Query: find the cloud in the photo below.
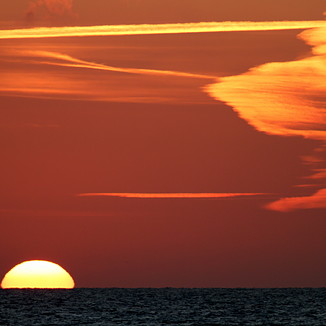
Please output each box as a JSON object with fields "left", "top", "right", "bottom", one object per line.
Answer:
{"left": 0, "top": 20, "right": 325, "bottom": 39}
{"left": 0, "top": 49, "right": 215, "bottom": 103}
{"left": 307, "top": 168, "right": 326, "bottom": 180}
{"left": 205, "top": 25, "right": 326, "bottom": 211}
{"left": 26, "top": 0, "right": 75, "bottom": 25}
{"left": 77, "top": 193, "right": 265, "bottom": 199}
{"left": 265, "top": 188, "right": 326, "bottom": 212}
{"left": 1, "top": 20, "right": 325, "bottom": 211}
{"left": 205, "top": 27, "right": 326, "bottom": 141}
{"left": 14, "top": 50, "right": 216, "bottom": 79}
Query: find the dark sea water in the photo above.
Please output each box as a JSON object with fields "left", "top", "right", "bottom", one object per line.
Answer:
{"left": 0, "top": 288, "right": 325, "bottom": 325}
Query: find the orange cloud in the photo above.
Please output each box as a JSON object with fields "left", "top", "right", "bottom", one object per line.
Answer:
{"left": 206, "top": 25, "right": 326, "bottom": 211}
{"left": 14, "top": 50, "right": 216, "bottom": 79}
{"left": 0, "top": 47, "right": 217, "bottom": 103}
{"left": 307, "top": 168, "right": 326, "bottom": 180}
{"left": 205, "top": 26, "right": 326, "bottom": 141}
{"left": 26, "top": 0, "right": 75, "bottom": 25}
{"left": 266, "top": 188, "right": 326, "bottom": 212}
{"left": 0, "top": 70, "right": 95, "bottom": 99}
{"left": 27, "top": 0, "right": 74, "bottom": 15}
{"left": 0, "top": 57, "right": 211, "bottom": 104}
{"left": 0, "top": 21, "right": 325, "bottom": 39}
{"left": 78, "top": 193, "right": 265, "bottom": 199}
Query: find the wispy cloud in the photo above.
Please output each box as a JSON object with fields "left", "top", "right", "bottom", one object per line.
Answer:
{"left": 0, "top": 21, "right": 325, "bottom": 40}
{"left": 205, "top": 26, "right": 326, "bottom": 141}
{"left": 77, "top": 193, "right": 266, "bottom": 199}
{"left": 266, "top": 188, "right": 326, "bottom": 212}
{"left": 206, "top": 25, "right": 326, "bottom": 211}
{"left": 0, "top": 49, "right": 214, "bottom": 103}
{"left": 26, "top": 0, "right": 76, "bottom": 25}
{"left": 1, "top": 20, "right": 326, "bottom": 211}
{"left": 13, "top": 50, "right": 217, "bottom": 79}
{"left": 306, "top": 168, "right": 326, "bottom": 180}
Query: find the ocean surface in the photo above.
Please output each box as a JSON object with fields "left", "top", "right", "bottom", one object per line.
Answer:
{"left": 0, "top": 288, "right": 325, "bottom": 325}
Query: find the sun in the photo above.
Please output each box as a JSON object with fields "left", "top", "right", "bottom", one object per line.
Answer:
{"left": 1, "top": 260, "right": 75, "bottom": 289}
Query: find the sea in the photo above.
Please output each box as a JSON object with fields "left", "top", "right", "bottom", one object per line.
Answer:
{"left": 0, "top": 288, "right": 325, "bottom": 325}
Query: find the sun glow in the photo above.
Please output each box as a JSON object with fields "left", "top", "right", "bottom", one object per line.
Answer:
{"left": 1, "top": 260, "right": 75, "bottom": 289}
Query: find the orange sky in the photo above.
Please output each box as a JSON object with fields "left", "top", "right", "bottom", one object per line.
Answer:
{"left": 0, "top": 0, "right": 325, "bottom": 287}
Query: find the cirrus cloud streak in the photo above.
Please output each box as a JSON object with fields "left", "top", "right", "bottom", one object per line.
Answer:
{"left": 17, "top": 50, "right": 217, "bottom": 79}
{"left": 77, "top": 193, "right": 266, "bottom": 199}
{"left": 0, "top": 21, "right": 325, "bottom": 40}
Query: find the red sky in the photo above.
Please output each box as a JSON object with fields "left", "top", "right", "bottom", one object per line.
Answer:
{"left": 0, "top": 0, "right": 325, "bottom": 287}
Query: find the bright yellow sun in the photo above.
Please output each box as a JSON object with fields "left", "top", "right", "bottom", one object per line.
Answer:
{"left": 1, "top": 260, "right": 75, "bottom": 289}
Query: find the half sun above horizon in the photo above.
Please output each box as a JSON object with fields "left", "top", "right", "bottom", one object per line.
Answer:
{"left": 1, "top": 260, "right": 75, "bottom": 289}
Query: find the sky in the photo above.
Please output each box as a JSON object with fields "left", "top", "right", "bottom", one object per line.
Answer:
{"left": 0, "top": 0, "right": 325, "bottom": 288}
